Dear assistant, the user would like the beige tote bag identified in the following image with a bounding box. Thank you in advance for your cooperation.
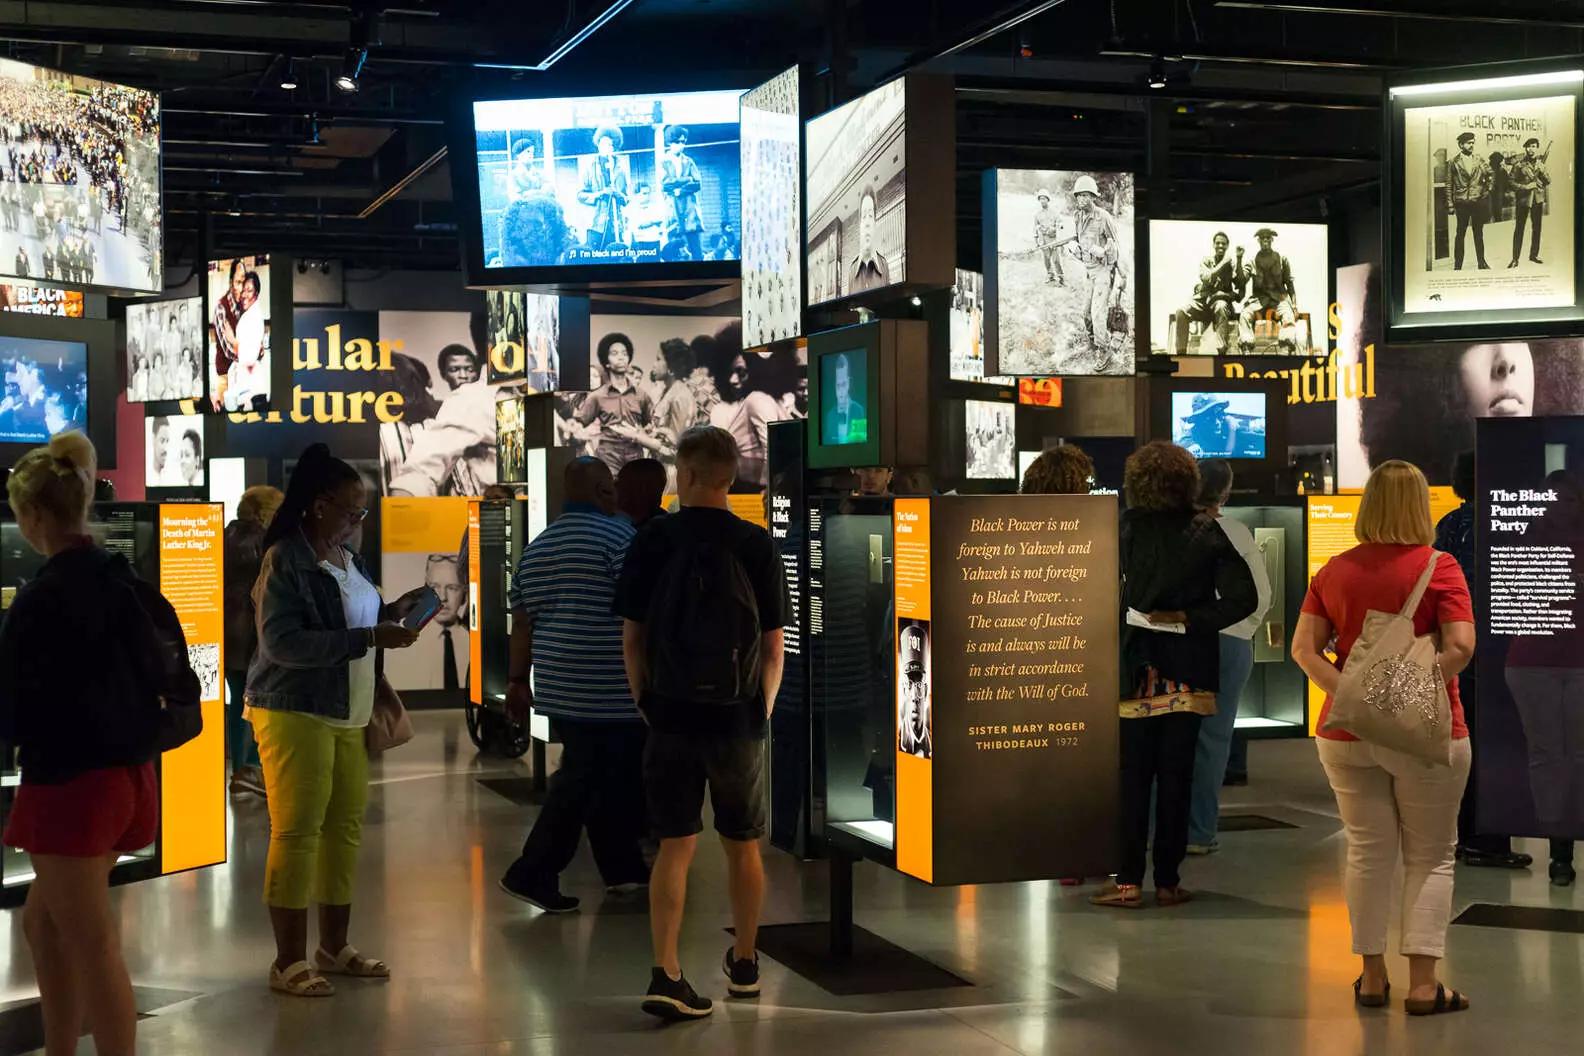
[1319,551,1453,767]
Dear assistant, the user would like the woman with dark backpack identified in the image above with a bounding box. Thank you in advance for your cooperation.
[0,431,152,1056]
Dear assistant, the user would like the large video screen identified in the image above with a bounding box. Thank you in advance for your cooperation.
[806,78,906,306]
[1171,391,1268,459]
[471,89,744,272]
[1149,220,1328,356]
[0,58,161,294]
[126,297,202,403]
[145,412,205,488]
[965,399,1016,480]
[206,255,271,413]
[741,65,801,348]
[0,335,86,443]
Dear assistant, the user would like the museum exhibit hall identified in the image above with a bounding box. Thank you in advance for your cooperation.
[1,0,1584,1052]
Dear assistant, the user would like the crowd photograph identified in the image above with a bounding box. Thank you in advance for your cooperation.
[125,296,202,403]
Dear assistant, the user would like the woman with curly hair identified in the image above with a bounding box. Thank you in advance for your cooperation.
[1091,441,1257,909]
[1020,444,1094,495]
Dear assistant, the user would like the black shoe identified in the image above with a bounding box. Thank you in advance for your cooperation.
[1550,860,1577,887]
[1478,261,1490,270]
[1532,256,1545,265]
[642,968,713,1020]
[723,946,761,997]
[1509,259,1521,269]
[1461,849,1533,870]
[497,874,579,914]
[1222,772,1248,788]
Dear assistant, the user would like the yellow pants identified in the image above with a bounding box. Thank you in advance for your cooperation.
[252,709,368,910]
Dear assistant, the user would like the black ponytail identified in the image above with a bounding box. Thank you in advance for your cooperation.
[263,443,362,552]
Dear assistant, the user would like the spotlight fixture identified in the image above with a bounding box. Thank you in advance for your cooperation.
[336,47,366,92]
[1147,57,1168,89]
[910,295,923,307]
[279,58,298,91]
[296,259,308,275]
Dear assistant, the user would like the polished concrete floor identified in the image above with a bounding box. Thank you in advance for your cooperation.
[10,712,1584,1054]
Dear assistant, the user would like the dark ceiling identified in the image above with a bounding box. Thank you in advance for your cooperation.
[2,0,1581,281]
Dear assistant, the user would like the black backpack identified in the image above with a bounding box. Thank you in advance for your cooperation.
[97,554,205,754]
[643,522,763,706]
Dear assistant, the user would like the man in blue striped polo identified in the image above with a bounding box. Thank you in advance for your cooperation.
[498,456,648,912]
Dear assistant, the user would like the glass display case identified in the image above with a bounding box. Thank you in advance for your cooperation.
[1222,500,1309,736]
[809,495,898,859]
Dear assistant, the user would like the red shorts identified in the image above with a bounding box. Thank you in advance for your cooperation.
[4,763,158,858]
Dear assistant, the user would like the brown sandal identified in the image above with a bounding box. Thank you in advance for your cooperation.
[1405,983,1469,1016]
[1090,883,1143,908]
[1156,886,1194,907]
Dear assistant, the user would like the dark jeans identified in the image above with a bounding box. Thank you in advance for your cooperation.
[1514,202,1543,261]
[1456,671,1511,854]
[506,718,648,889]
[225,671,260,770]
[1454,200,1487,268]
[1553,839,1574,864]
[1119,712,1203,889]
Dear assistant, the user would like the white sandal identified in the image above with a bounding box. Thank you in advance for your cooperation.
[315,944,390,979]
[270,960,335,997]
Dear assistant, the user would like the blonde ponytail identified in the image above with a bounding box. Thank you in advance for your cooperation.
[8,430,96,527]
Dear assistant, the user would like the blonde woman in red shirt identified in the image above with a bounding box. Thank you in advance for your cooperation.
[1292,460,1475,1017]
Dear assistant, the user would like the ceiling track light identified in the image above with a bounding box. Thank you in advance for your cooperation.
[336,46,367,92]
[1147,57,1168,89]
[279,57,298,91]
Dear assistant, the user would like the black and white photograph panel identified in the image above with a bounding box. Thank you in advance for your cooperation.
[806,78,905,306]
[381,549,471,693]
[896,618,932,760]
[379,311,496,497]
[554,315,806,493]
[125,297,202,403]
[188,643,220,703]
[741,65,802,349]
[144,412,205,489]
[965,399,1017,480]
[0,58,162,293]
[206,255,271,413]
[486,289,560,392]
[949,269,1010,385]
[496,390,526,484]
[991,169,1135,376]
[1149,220,1329,356]
[1401,91,1576,315]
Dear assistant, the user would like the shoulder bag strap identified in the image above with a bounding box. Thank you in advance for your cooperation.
[1398,550,1441,620]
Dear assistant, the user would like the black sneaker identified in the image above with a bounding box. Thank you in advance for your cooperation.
[641,968,713,1020]
[497,874,579,914]
[723,947,760,997]
[1551,859,1577,888]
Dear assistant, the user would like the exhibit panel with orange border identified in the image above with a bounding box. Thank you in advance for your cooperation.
[888,494,1120,886]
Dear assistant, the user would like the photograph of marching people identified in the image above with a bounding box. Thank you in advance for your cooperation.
[896,619,932,760]
[471,89,744,271]
[741,65,803,348]
[0,58,162,293]
[964,399,1016,480]
[1399,85,1576,317]
[144,412,205,489]
[496,390,526,484]
[806,78,905,305]
[0,335,85,443]
[1150,220,1328,356]
[485,289,559,390]
[125,297,202,403]
[554,314,806,492]
[986,168,1134,376]
[206,255,271,413]
[378,311,495,497]
[1335,260,1584,488]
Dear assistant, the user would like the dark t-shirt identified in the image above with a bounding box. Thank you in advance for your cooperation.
[614,506,789,738]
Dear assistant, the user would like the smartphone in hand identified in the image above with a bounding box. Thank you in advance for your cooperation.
[402,586,442,631]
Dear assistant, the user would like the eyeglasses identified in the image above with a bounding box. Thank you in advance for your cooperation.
[326,499,368,523]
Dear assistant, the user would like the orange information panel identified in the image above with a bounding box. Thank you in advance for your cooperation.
[468,501,483,706]
[158,504,226,874]
[893,498,933,882]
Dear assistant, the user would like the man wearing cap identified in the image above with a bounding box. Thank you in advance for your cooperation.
[1239,228,1298,353]
[1176,231,1246,355]
[898,624,931,759]
[1449,130,1493,271]
[1070,176,1122,352]
[1034,186,1065,285]
[1179,394,1239,458]
[1505,136,1550,268]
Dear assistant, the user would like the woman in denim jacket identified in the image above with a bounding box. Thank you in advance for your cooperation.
[247,445,423,997]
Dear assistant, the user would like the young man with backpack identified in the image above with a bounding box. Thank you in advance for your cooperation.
[615,425,788,1020]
